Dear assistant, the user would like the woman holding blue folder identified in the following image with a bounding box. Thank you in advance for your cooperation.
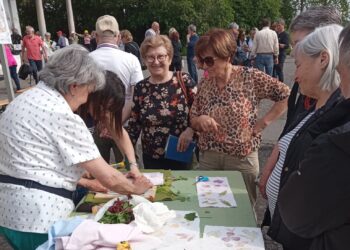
[127,35,197,169]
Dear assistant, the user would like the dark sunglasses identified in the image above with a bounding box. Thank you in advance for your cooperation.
[198,56,218,67]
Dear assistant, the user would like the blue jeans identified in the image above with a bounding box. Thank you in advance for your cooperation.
[9,65,21,90]
[273,55,286,82]
[28,59,43,84]
[187,57,198,83]
[254,54,273,76]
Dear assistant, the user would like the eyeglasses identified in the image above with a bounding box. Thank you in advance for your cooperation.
[198,56,218,67]
[145,54,168,63]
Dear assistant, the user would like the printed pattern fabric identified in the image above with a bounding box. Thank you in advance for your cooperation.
[127,72,196,159]
[190,66,290,157]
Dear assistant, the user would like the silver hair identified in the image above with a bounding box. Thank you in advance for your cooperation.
[229,22,239,30]
[294,24,343,92]
[339,24,350,68]
[188,24,196,33]
[290,6,341,32]
[39,44,105,94]
[26,26,34,32]
[45,32,51,36]
[169,27,177,35]
[276,18,285,26]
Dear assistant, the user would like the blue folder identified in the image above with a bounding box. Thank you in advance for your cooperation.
[164,135,196,163]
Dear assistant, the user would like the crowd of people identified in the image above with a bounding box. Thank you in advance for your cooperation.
[1,6,350,250]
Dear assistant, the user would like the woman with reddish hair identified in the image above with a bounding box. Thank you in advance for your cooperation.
[190,28,290,206]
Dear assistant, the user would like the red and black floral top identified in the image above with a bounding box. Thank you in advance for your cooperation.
[127,72,197,159]
[190,66,290,157]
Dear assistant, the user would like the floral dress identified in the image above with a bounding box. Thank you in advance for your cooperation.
[127,72,196,159]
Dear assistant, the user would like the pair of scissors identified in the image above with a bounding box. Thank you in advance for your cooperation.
[193,175,209,185]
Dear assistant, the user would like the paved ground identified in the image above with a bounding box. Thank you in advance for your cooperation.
[0,57,295,249]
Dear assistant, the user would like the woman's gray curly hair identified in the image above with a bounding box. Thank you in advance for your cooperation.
[39,44,105,94]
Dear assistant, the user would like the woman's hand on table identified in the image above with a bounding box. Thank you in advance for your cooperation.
[132,176,153,195]
[194,115,220,132]
[126,165,142,178]
[81,178,108,193]
[177,127,194,152]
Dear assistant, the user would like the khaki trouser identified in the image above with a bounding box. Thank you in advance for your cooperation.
[198,150,259,207]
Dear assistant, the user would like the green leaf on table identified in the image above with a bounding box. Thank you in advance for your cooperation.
[172,175,188,181]
[155,170,188,202]
[179,196,186,202]
[184,212,197,221]
[219,190,227,196]
[220,199,232,207]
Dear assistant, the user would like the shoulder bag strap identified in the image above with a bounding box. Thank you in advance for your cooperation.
[176,71,188,103]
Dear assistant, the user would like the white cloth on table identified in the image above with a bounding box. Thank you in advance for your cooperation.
[0,81,101,233]
[54,219,161,250]
[36,217,84,250]
[131,195,176,233]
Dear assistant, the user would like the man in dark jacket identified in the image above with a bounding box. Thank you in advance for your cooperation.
[279,24,350,250]
[274,18,289,82]
[186,24,199,83]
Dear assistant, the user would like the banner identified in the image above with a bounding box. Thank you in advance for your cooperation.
[0,0,12,44]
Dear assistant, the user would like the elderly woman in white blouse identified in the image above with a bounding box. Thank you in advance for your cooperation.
[0,45,152,250]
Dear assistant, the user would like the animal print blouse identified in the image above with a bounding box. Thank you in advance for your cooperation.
[190,66,290,157]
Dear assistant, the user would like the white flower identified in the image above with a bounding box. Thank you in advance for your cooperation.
[177,104,184,111]
[160,109,171,116]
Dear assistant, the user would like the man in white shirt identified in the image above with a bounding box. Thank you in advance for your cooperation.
[89,15,143,163]
[145,21,160,38]
[90,15,143,122]
[251,18,279,76]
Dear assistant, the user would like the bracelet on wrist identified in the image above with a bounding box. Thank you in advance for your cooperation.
[129,162,138,168]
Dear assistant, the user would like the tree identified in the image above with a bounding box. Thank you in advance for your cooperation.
[230,0,281,29]
[291,0,349,21]
[280,0,295,27]
[193,0,235,33]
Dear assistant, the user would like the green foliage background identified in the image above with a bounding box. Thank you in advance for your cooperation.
[17,0,349,44]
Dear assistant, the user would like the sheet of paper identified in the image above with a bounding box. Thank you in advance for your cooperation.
[147,210,200,248]
[151,237,232,250]
[203,226,265,250]
[196,177,237,208]
[143,172,164,186]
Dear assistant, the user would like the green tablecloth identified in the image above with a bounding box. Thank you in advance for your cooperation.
[162,170,256,234]
[75,170,256,235]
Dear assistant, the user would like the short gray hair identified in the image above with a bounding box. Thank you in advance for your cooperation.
[188,24,196,33]
[295,24,343,92]
[45,32,51,36]
[26,26,34,32]
[290,6,341,33]
[339,24,350,68]
[39,44,105,94]
[229,22,239,30]
[276,18,285,26]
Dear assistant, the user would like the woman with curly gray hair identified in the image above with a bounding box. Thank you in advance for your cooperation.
[0,45,152,250]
